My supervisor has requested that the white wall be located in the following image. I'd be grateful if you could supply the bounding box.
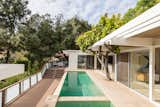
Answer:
[0,64,24,80]
[64,50,92,69]
[69,53,78,69]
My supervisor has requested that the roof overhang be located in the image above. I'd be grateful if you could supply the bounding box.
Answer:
[91,3,160,51]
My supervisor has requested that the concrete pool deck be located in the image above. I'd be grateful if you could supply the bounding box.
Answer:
[47,69,157,107]
[8,68,158,107]
[85,70,157,107]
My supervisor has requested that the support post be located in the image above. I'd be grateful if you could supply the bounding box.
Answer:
[2,90,6,107]
[114,54,118,82]
[149,47,155,101]
[29,77,32,88]
[94,55,97,70]
[19,82,22,95]
[36,74,38,83]
[101,55,104,71]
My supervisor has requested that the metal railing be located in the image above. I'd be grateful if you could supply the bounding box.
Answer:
[0,62,52,107]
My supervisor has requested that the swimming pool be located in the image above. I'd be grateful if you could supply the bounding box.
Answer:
[56,101,115,107]
[60,71,104,96]
[56,71,115,107]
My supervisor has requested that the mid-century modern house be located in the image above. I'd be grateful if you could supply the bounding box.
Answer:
[63,50,113,73]
[63,50,95,69]
[1,3,160,107]
[90,3,160,105]
[65,3,160,105]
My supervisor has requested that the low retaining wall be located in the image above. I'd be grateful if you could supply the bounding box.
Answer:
[0,64,24,81]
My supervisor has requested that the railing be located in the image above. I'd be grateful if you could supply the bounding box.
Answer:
[0,62,53,107]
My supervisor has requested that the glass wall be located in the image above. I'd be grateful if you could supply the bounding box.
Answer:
[117,53,129,86]
[130,51,149,97]
[78,55,94,69]
[97,56,101,70]
[153,48,160,102]
[108,56,114,80]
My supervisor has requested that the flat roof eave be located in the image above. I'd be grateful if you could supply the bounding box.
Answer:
[91,3,160,50]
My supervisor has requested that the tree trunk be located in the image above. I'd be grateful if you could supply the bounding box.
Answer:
[96,53,112,80]
[5,49,10,63]
[105,52,112,80]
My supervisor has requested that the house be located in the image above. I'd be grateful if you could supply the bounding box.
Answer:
[90,3,160,105]
[63,50,95,69]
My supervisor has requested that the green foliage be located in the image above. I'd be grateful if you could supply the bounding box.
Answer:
[76,14,123,52]
[0,1,91,89]
[57,17,91,50]
[15,58,29,71]
[77,0,160,53]
[19,15,90,65]
[123,0,160,23]
[19,14,56,64]
[0,0,30,63]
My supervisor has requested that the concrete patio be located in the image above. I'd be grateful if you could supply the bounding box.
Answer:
[7,68,158,107]
[86,70,157,107]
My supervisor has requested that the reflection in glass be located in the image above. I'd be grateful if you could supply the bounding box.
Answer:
[153,48,160,102]
[78,55,94,69]
[130,51,149,97]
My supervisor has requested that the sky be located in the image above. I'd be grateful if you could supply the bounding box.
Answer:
[28,0,138,24]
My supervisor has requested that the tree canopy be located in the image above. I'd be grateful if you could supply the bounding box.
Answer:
[60,17,91,50]
[76,0,160,52]
[0,0,91,74]
[18,14,91,68]
[0,0,30,63]
[76,14,123,52]
[123,0,160,23]
[19,14,57,64]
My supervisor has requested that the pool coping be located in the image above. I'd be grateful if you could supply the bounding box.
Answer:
[58,96,109,101]
[45,70,67,107]
[53,72,67,96]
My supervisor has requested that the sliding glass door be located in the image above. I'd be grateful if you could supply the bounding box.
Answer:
[130,51,149,97]
[153,48,160,102]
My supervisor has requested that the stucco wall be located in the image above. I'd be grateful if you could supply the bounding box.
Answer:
[63,50,91,69]
[0,64,24,80]
[69,53,78,69]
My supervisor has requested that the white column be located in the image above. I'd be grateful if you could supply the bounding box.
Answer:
[114,54,118,82]
[149,47,155,101]
[69,53,78,69]
[101,55,104,71]
[94,55,97,70]
[128,53,130,86]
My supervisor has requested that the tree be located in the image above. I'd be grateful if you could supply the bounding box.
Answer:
[0,0,30,63]
[59,17,91,50]
[19,14,58,66]
[76,14,123,51]
[76,0,160,80]
[123,0,160,23]
[18,14,90,71]
[76,14,122,80]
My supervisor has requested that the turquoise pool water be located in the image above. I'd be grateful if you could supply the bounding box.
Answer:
[56,101,114,107]
[60,71,104,96]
